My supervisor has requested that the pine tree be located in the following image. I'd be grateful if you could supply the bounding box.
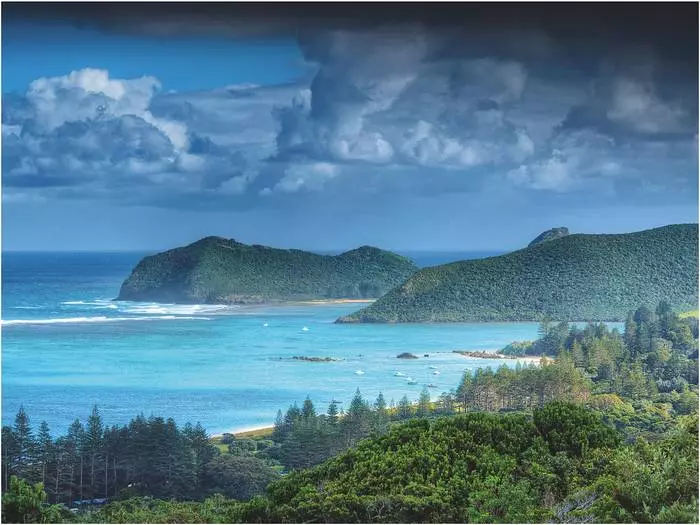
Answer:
[36,422,54,490]
[12,406,36,482]
[326,403,339,426]
[571,340,586,369]
[2,426,19,491]
[272,410,285,441]
[85,405,104,498]
[65,419,85,503]
[301,397,316,420]
[417,388,431,417]
[373,392,387,414]
[397,395,413,419]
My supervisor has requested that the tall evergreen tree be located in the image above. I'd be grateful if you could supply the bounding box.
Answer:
[36,421,54,489]
[301,397,316,420]
[12,406,36,482]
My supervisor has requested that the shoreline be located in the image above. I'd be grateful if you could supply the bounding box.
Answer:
[453,350,551,365]
[213,425,274,439]
[292,299,375,305]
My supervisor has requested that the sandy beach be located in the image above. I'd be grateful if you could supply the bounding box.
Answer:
[295,299,376,305]
[454,350,551,365]
[212,425,274,439]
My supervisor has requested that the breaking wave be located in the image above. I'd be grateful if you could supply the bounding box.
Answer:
[2,316,210,326]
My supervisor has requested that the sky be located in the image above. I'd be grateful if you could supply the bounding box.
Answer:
[2,3,698,252]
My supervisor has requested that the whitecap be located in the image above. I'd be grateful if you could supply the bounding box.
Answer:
[354,370,365,375]
[119,303,237,316]
[301,326,310,332]
[1,316,210,326]
[62,300,119,309]
[13,306,44,309]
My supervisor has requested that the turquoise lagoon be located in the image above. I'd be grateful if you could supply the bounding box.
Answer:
[2,252,614,435]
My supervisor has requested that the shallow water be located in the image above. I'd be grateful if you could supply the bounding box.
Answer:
[2,251,619,435]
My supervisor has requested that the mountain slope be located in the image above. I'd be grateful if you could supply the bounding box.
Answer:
[528,226,569,247]
[337,224,699,323]
[117,237,418,304]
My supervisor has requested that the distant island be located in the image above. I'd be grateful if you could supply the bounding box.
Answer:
[337,224,699,323]
[116,236,418,304]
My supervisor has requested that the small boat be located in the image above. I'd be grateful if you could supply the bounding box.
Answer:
[394,371,406,377]
[263,322,269,327]
[432,370,440,375]
[427,383,438,388]
[428,365,438,370]
[301,326,310,332]
[354,370,365,375]
[407,380,417,385]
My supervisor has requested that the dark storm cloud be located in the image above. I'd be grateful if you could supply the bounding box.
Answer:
[2,2,697,208]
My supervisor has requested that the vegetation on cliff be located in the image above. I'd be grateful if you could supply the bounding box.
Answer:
[117,237,417,304]
[338,224,698,323]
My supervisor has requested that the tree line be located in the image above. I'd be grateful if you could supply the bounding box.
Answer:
[1,407,280,507]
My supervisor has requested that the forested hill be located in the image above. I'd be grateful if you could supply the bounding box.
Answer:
[337,224,699,323]
[116,237,418,304]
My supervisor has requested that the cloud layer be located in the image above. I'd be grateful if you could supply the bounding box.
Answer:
[3,15,697,209]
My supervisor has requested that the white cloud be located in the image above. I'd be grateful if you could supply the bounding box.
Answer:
[26,68,188,151]
[607,77,688,135]
[271,162,340,193]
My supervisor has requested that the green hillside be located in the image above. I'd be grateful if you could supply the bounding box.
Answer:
[338,224,699,323]
[116,237,418,304]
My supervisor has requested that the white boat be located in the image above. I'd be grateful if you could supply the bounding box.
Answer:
[432,370,440,375]
[394,371,406,377]
[301,326,310,332]
[405,376,414,382]
[354,370,365,375]
[428,365,438,370]
[263,322,269,327]
[407,380,417,385]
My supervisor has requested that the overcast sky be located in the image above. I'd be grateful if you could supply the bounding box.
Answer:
[2,3,698,251]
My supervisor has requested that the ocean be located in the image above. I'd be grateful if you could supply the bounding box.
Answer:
[1,250,587,435]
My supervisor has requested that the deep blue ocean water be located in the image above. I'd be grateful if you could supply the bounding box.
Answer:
[1,250,612,435]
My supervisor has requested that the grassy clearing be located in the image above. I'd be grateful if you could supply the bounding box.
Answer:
[234,427,274,439]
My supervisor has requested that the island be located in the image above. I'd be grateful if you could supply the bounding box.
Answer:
[337,224,699,323]
[116,236,418,304]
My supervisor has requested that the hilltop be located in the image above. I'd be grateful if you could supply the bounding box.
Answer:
[528,226,569,247]
[116,237,418,304]
[337,224,699,323]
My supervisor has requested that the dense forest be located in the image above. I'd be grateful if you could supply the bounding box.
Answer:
[117,237,417,304]
[2,302,698,523]
[337,224,699,323]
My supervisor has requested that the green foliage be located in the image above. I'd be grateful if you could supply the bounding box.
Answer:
[456,359,591,412]
[117,237,417,303]
[585,415,699,523]
[501,340,534,356]
[339,224,698,322]
[1,410,223,505]
[201,456,279,500]
[244,404,624,523]
[2,476,65,524]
